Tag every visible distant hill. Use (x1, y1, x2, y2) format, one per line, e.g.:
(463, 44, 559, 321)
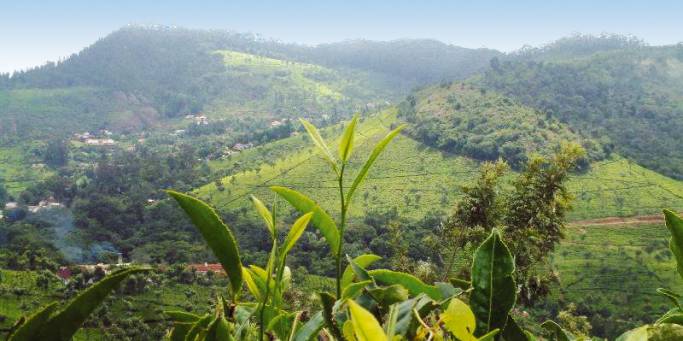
(1, 26, 502, 118)
(397, 82, 602, 168)
(480, 43, 683, 178)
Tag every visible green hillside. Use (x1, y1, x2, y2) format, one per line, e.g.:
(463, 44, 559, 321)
(481, 45, 683, 179)
(197, 108, 683, 222)
(398, 82, 602, 168)
(546, 222, 682, 336)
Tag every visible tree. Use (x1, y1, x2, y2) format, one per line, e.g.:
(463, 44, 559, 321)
(505, 142, 585, 303)
(44, 139, 69, 167)
(444, 143, 585, 304)
(0, 177, 8, 207)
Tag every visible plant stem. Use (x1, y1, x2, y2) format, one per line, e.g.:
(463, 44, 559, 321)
(336, 164, 347, 298)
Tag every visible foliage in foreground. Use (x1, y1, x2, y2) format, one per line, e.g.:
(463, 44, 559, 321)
(7, 117, 683, 340)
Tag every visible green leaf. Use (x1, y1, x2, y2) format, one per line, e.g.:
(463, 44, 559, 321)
(271, 186, 340, 254)
(242, 267, 263, 300)
(7, 303, 58, 341)
(470, 229, 516, 336)
(615, 325, 649, 341)
(502, 315, 531, 341)
(165, 310, 202, 323)
(477, 329, 500, 341)
(320, 292, 343, 340)
(541, 320, 574, 341)
(393, 294, 437, 338)
(441, 298, 477, 341)
(342, 280, 373, 300)
(282, 212, 314, 256)
(665, 209, 683, 280)
(658, 312, 683, 325)
(267, 312, 298, 341)
(300, 118, 338, 174)
(205, 315, 234, 341)
(385, 304, 400, 340)
(368, 269, 442, 300)
(293, 311, 324, 341)
(342, 254, 382, 289)
(343, 320, 358, 341)
(168, 322, 194, 341)
(185, 314, 214, 341)
(347, 299, 388, 341)
(367, 284, 410, 306)
(657, 288, 682, 309)
(37, 268, 149, 340)
(346, 125, 404, 203)
(251, 195, 275, 237)
(450, 278, 472, 290)
(339, 115, 358, 163)
(167, 190, 243, 294)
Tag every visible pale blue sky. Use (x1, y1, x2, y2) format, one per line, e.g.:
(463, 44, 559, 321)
(1, 0, 682, 73)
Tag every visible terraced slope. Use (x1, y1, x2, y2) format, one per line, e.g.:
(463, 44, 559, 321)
(197, 109, 683, 222)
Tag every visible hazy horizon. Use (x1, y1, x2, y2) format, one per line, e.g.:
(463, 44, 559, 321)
(2, 0, 682, 74)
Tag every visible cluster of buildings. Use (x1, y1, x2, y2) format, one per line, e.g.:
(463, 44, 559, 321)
(73, 130, 117, 146)
(56, 253, 131, 283)
(1, 197, 64, 220)
(185, 114, 209, 125)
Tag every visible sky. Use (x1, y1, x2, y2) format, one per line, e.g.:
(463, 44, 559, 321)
(1, 0, 682, 73)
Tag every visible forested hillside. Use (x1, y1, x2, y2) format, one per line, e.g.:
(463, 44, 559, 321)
(481, 43, 683, 178)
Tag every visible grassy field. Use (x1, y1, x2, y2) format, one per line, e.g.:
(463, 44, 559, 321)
(544, 222, 681, 336)
(197, 109, 683, 222)
(0, 145, 54, 195)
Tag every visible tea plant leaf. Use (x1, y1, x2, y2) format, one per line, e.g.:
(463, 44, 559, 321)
(347, 299, 388, 341)
(441, 298, 477, 341)
(657, 312, 683, 325)
(664, 209, 683, 280)
(282, 212, 314, 255)
(367, 284, 409, 306)
(300, 118, 338, 174)
(343, 320, 358, 341)
(165, 310, 202, 323)
(267, 312, 298, 341)
(251, 195, 275, 237)
(657, 288, 682, 309)
(205, 315, 233, 341)
(393, 294, 437, 337)
(320, 292, 343, 340)
(346, 125, 404, 203)
(502, 315, 530, 341)
(342, 280, 373, 300)
(185, 314, 213, 341)
(271, 186, 340, 254)
(7, 303, 57, 341)
(167, 190, 243, 294)
(385, 304, 400, 340)
(541, 320, 574, 341)
(470, 229, 516, 335)
(368, 269, 442, 300)
(168, 322, 194, 341)
(242, 267, 263, 300)
(37, 268, 149, 340)
(293, 311, 324, 341)
(477, 329, 500, 341)
(339, 115, 358, 163)
(341, 254, 382, 289)
(615, 325, 649, 341)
